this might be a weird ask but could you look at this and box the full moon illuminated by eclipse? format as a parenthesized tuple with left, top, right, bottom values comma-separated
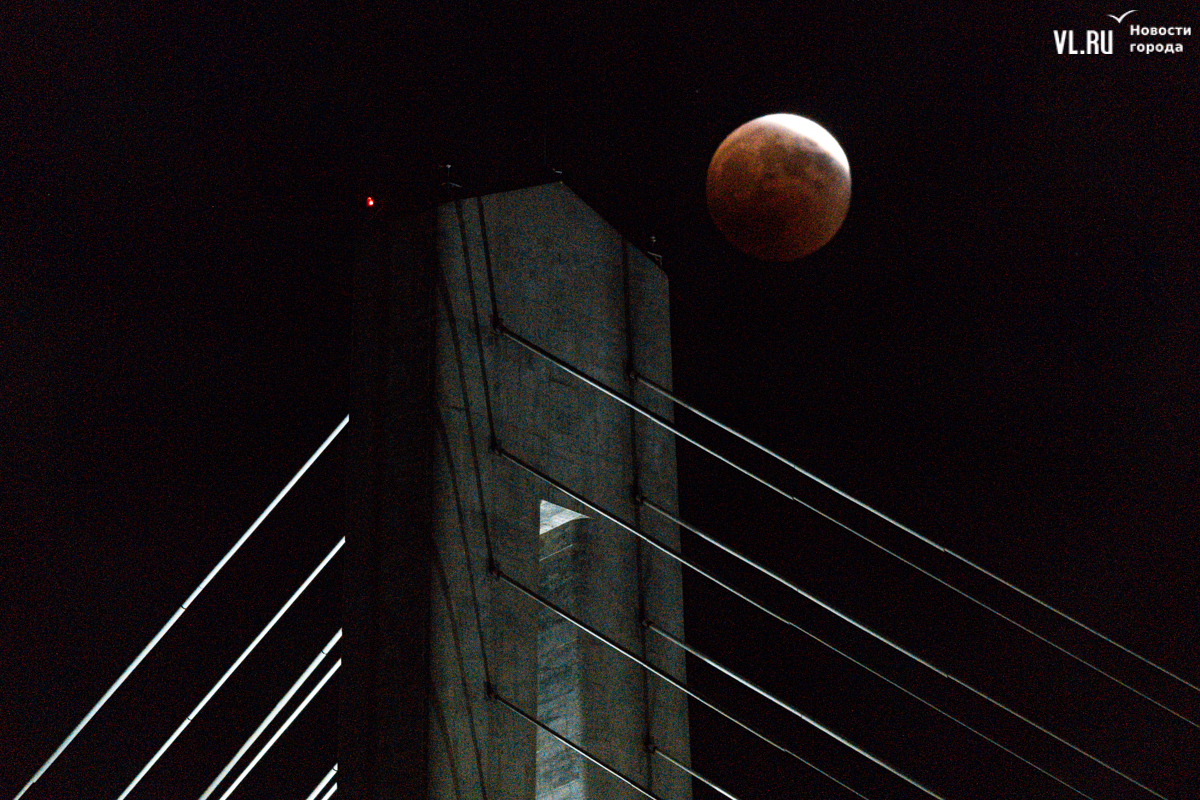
(707, 114, 851, 261)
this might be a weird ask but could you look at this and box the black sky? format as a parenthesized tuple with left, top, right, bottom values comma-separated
(3, 2, 1198, 799)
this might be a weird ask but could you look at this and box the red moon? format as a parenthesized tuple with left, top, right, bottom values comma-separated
(706, 114, 851, 261)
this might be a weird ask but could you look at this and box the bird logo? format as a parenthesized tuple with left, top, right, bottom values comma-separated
(1107, 10, 1136, 22)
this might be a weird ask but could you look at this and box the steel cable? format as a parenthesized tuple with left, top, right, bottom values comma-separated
(497, 444, 1170, 800)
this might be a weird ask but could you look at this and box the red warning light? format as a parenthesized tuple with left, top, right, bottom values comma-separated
(366, 197, 375, 207)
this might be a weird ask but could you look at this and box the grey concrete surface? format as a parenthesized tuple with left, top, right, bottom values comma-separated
(430, 183, 690, 800)
(346, 182, 689, 800)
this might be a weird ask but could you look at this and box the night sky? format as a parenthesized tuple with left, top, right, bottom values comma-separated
(3, 2, 1198, 800)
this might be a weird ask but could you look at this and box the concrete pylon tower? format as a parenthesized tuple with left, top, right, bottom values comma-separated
(344, 182, 691, 800)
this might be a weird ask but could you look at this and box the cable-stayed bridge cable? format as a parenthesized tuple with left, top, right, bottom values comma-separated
(473, 196, 501, 332)
(496, 324, 1197, 729)
(431, 686, 466, 800)
(437, 267, 497, 575)
(217, 657, 341, 800)
(650, 744, 743, 800)
(481, 444, 865, 797)
(548, 452, 1094, 798)
(434, 276, 495, 794)
(633, 370, 1200, 701)
(636, 508, 1096, 798)
(496, 445, 1172, 800)
(199, 630, 342, 800)
(641, 498, 1198, 733)
(504, 573, 947, 799)
(303, 766, 337, 800)
(11, 415, 349, 800)
(489, 689, 666, 800)
(431, 531, 489, 799)
(117, 538, 345, 799)
(492, 566, 878, 800)
(649, 620, 1017, 800)
(620, 238, 658, 793)
(433, 404, 493, 687)
(454, 200, 499, 456)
